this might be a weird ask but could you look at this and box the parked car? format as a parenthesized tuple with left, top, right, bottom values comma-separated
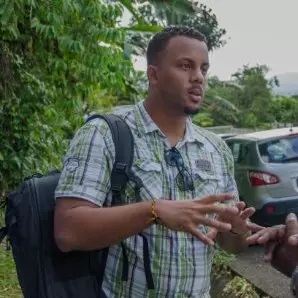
(218, 133, 239, 140)
(225, 127, 298, 227)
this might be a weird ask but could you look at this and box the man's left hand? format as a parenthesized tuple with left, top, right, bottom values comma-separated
(207, 201, 257, 240)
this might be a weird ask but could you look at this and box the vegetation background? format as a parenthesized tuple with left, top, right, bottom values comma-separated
(1, 0, 297, 296)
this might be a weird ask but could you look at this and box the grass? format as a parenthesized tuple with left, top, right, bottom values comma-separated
(0, 244, 22, 298)
(0, 210, 22, 298)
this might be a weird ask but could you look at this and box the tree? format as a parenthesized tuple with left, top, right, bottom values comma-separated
(202, 77, 240, 126)
(0, 0, 160, 197)
(269, 96, 298, 125)
(125, 0, 227, 57)
(225, 65, 278, 128)
(0, 0, 228, 197)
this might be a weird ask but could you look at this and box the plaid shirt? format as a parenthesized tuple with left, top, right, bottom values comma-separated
(55, 101, 238, 297)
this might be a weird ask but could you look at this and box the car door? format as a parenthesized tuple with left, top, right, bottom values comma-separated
(226, 139, 251, 201)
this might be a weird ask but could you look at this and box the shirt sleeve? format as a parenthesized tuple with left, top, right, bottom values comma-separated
(55, 121, 114, 207)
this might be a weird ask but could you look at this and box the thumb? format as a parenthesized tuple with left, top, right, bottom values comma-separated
(264, 241, 278, 262)
(288, 234, 298, 245)
(206, 228, 218, 240)
(285, 213, 298, 242)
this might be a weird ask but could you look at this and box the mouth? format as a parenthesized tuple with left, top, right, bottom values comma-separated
(187, 87, 203, 102)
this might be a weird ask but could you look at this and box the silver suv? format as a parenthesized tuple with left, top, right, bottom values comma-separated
(225, 127, 298, 227)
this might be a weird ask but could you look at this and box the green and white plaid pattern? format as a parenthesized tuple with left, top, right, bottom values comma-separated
(55, 101, 239, 297)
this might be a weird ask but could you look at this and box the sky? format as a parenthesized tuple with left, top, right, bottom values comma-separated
(131, 0, 298, 80)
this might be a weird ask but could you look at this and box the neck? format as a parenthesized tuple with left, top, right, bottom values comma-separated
(144, 95, 187, 147)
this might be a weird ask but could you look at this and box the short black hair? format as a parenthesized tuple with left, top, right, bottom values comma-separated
(146, 26, 207, 65)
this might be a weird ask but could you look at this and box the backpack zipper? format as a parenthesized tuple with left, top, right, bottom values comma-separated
(29, 178, 50, 297)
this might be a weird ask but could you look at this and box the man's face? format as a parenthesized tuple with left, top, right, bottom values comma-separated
(148, 36, 209, 116)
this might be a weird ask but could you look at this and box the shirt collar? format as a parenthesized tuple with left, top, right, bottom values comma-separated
(133, 101, 165, 138)
(185, 117, 205, 145)
(133, 100, 204, 145)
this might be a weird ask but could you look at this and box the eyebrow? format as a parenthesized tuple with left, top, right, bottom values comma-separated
(176, 57, 210, 67)
(201, 62, 210, 68)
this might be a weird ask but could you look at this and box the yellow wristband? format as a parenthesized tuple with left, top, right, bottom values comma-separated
(147, 200, 159, 225)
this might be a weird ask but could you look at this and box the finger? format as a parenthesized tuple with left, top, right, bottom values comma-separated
(257, 228, 281, 245)
(236, 201, 246, 212)
(206, 228, 218, 240)
(198, 216, 232, 232)
(199, 204, 239, 217)
(239, 207, 256, 220)
(188, 226, 215, 246)
(288, 234, 298, 245)
(285, 213, 298, 240)
(247, 221, 264, 233)
(246, 230, 264, 244)
(264, 241, 278, 261)
(246, 227, 279, 245)
(277, 226, 286, 239)
(199, 193, 235, 205)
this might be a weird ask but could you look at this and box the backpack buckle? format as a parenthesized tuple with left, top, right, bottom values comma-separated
(113, 162, 127, 174)
(111, 162, 129, 193)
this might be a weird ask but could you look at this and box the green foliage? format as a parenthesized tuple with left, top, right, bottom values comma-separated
(0, 246, 22, 298)
(222, 276, 267, 298)
(0, 213, 21, 297)
(229, 65, 276, 127)
(125, 0, 227, 56)
(202, 87, 240, 126)
(269, 96, 298, 124)
(212, 248, 235, 278)
(1, 0, 296, 201)
(192, 112, 214, 127)
(0, 0, 161, 198)
(201, 66, 297, 129)
(211, 249, 269, 298)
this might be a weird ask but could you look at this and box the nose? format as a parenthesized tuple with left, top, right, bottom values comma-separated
(190, 69, 204, 83)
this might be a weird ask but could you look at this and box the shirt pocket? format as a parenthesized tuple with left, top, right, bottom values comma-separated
(190, 163, 220, 199)
(132, 159, 163, 201)
(191, 166, 221, 231)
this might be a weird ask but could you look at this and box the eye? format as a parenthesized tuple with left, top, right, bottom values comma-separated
(201, 66, 209, 76)
(181, 63, 191, 71)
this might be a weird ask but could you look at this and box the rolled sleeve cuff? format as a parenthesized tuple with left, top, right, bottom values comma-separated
(55, 184, 107, 207)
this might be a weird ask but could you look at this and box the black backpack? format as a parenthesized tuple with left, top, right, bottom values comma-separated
(0, 114, 154, 298)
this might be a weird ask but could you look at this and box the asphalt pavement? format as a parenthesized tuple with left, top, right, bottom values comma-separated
(231, 245, 292, 298)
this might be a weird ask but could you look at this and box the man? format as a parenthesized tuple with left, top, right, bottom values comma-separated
(54, 26, 255, 297)
(247, 213, 298, 297)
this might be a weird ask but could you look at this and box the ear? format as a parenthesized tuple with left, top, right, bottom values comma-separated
(147, 65, 158, 86)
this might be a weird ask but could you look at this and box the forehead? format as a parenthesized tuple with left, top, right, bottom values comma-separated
(161, 36, 209, 63)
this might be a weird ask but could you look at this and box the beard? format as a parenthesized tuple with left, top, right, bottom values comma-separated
(183, 106, 201, 115)
(159, 89, 202, 116)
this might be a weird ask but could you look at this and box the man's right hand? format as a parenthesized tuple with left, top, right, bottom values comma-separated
(155, 193, 239, 245)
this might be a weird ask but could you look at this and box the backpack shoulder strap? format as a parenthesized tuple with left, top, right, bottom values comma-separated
(86, 114, 142, 205)
(85, 113, 141, 287)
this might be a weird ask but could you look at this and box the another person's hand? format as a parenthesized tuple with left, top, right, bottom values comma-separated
(247, 213, 298, 276)
(271, 213, 298, 277)
(246, 223, 285, 261)
(156, 193, 239, 245)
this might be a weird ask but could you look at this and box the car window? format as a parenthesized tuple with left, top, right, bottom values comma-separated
(258, 135, 298, 163)
(227, 141, 249, 164)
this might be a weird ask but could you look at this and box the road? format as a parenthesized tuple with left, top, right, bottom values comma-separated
(231, 245, 292, 298)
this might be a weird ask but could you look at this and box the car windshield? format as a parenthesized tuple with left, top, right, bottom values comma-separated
(258, 135, 298, 163)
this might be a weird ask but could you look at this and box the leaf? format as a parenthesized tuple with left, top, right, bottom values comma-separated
(123, 23, 162, 33)
(119, 0, 142, 23)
